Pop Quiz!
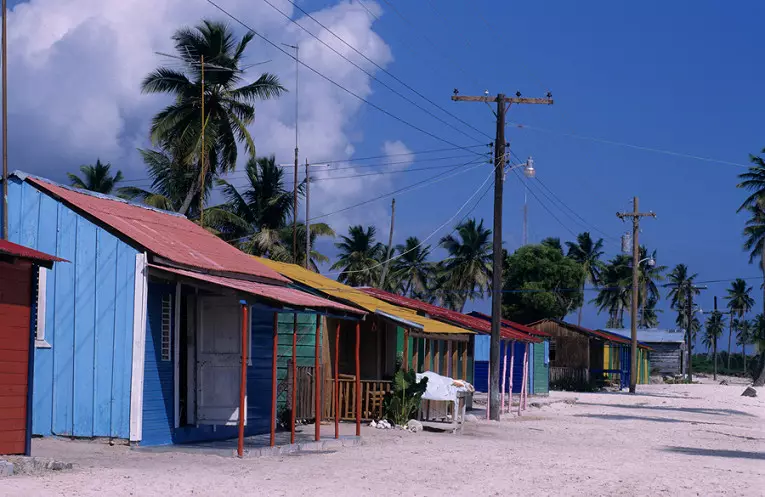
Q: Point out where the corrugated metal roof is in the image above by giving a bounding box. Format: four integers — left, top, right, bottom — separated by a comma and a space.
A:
601, 328, 686, 344
0, 239, 67, 265
254, 257, 472, 335
359, 287, 538, 342
466, 311, 552, 338
150, 265, 364, 315
23, 175, 288, 284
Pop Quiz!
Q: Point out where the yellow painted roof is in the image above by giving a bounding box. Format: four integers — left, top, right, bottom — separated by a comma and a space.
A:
255, 257, 473, 335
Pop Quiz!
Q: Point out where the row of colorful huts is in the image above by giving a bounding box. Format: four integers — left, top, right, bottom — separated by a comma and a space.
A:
0, 172, 649, 455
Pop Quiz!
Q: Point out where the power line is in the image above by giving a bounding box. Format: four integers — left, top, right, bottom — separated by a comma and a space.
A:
273, 0, 492, 143
507, 121, 751, 168
324, 161, 497, 276
308, 157, 487, 221
202, 0, 485, 154
117, 151, 487, 185
511, 167, 578, 238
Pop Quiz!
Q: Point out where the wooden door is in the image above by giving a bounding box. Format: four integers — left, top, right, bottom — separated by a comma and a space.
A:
196, 297, 244, 426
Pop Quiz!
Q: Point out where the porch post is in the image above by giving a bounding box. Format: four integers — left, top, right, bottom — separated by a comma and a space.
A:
334, 321, 340, 439
355, 321, 361, 437
424, 339, 431, 371
451, 341, 458, 378
238, 302, 249, 457
403, 328, 409, 371
446, 341, 452, 376
269, 310, 277, 448
461, 341, 468, 380
501, 341, 508, 415
315, 316, 321, 441
508, 342, 515, 414
291, 314, 297, 444
412, 337, 419, 372
518, 343, 528, 416
486, 360, 490, 420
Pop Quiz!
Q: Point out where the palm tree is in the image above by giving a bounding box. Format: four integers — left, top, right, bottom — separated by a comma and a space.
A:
68, 160, 123, 194
642, 294, 662, 328
592, 255, 631, 328
566, 232, 605, 326
704, 310, 725, 380
725, 278, 754, 369
665, 263, 701, 334
142, 20, 286, 214
736, 148, 765, 386
118, 148, 211, 217
331, 225, 385, 287
391, 237, 433, 298
438, 218, 493, 312
634, 247, 666, 328
541, 237, 563, 254
736, 319, 753, 372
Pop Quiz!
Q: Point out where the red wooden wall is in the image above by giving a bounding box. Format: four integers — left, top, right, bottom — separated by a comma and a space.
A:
0, 259, 32, 455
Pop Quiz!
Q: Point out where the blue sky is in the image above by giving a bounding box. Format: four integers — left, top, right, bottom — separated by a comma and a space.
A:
5, 0, 764, 353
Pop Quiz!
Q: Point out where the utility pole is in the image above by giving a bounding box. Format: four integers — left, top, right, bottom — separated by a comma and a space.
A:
379, 198, 396, 288
1, 0, 7, 240
198, 55, 206, 227
452, 92, 552, 420
283, 43, 299, 264
617, 197, 656, 393
304, 158, 310, 269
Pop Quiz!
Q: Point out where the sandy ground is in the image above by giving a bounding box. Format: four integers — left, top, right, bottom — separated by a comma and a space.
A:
3, 380, 763, 497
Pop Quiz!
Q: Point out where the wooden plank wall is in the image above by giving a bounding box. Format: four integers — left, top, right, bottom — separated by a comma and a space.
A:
5, 178, 138, 439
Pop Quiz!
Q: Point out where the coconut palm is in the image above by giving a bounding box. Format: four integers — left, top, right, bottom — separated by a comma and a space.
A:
592, 255, 631, 328
331, 225, 385, 287
634, 247, 666, 327
391, 237, 433, 298
68, 160, 123, 194
438, 218, 493, 312
566, 232, 605, 326
666, 264, 698, 326
736, 148, 765, 385
117, 148, 213, 219
704, 310, 725, 380
142, 20, 286, 214
736, 319, 754, 372
725, 278, 754, 369
541, 237, 563, 254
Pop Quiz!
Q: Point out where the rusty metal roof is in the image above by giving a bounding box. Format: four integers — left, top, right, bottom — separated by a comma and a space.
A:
466, 311, 552, 338
150, 265, 365, 315
359, 287, 539, 342
24, 175, 288, 284
0, 238, 67, 268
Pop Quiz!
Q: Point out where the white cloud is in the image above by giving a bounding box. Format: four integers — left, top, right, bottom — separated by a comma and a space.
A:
5, 0, 399, 224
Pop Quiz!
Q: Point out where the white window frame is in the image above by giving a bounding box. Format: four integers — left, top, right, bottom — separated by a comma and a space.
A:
35, 267, 51, 348
161, 294, 172, 362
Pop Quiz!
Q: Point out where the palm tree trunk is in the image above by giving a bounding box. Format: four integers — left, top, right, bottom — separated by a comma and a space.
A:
179, 174, 201, 216
713, 338, 717, 381
743, 343, 747, 372
756, 247, 765, 386
577, 279, 584, 326
727, 316, 733, 370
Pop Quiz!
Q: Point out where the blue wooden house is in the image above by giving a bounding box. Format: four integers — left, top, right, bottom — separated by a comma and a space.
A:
0, 172, 361, 446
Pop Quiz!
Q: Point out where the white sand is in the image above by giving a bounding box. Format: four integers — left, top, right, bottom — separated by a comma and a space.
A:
3, 382, 763, 497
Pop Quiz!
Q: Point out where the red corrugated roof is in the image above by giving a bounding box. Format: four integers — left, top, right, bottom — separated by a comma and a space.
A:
359, 287, 539, 342
467, 311, 552, 338
150, 265, 365, 315
26, 177, 288, 284
0, 238, 67, 265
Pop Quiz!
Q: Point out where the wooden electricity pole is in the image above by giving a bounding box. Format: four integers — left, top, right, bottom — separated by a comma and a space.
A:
379, 198, 396, 288
617, 197, 655, 393
451, 92, 552, 420
1, 0, 7, 240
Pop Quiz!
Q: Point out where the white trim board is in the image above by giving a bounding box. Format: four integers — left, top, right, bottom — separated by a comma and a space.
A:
129, 253, 149, 442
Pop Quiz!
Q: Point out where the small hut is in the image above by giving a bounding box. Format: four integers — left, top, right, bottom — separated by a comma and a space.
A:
0, 239, 65, 455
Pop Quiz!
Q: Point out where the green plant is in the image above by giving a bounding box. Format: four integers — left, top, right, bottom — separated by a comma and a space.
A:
383, 368, 428, 425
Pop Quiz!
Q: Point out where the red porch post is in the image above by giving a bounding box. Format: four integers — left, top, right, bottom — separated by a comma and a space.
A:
334, 321, 340, 439
315, 316, 321, 441
355, 321, 361, 437
508, 342, 516, 414
270, 312, 278, 447
237, 302, 249, 458
291, 314, 297, 444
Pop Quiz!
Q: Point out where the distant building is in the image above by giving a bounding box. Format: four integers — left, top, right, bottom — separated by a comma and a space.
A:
601, 328, 685, 376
